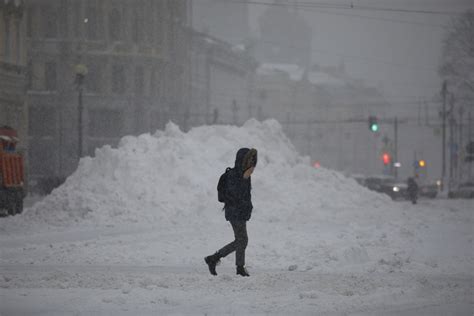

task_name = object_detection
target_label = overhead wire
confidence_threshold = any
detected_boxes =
[220,0,452,28]
[302,8,447,28]
[295,1,463,16]
[225,0,464,16]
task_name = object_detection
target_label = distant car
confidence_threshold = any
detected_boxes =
[449,182,474,199]
[419,184,438,199]
[380,181,408,200]
[351,175,413,200]
[364,175,395,193]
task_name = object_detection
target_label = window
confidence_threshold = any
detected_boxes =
[4,18,10,60]
[72,0,81,38]
[86,5,98,40]
[15,20,21,64]
[45,62,57,91]
[26,61,33,90]
[43,6,58,38]
[135,66,144,95]
[132,8,144,44]
[108,9,121,41]
[88,108,123,138]
[27,7,34,38]
[111,65,125,94]
[155,5,163,46]
[145,3,153,43]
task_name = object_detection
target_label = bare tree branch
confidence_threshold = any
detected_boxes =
[440,10,474,99]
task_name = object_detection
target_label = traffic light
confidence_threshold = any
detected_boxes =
[418,159,426,167]
[382,152,391,165]
[368,116,378,132]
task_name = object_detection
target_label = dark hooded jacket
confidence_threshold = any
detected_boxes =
[407,177,418,197]
[223,148,257,222]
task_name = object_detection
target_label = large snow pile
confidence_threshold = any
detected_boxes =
[21,119,390,227]
[6,119,458,274]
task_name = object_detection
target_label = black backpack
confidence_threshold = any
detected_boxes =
[217,167,232,203]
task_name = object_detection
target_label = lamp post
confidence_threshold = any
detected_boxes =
[75,64,88,159]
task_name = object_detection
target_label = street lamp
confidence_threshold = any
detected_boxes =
[74,64,88,158]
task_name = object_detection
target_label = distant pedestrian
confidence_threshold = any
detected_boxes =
[407,177,418,204]
[205,148,257,277]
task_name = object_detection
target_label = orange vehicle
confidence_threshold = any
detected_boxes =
[0,126,24,216]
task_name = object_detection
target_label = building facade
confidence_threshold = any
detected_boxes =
[0,0,27,151]
[190,31,257,127]
[26,0,191,184]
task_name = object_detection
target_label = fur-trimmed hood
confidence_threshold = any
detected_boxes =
[234,148,258,173]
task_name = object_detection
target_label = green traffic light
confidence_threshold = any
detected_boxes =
[371,124,379,132]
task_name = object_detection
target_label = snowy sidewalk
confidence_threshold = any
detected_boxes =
[1,263,472,315]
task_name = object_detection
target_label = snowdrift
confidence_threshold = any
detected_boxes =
[19,119,390,227]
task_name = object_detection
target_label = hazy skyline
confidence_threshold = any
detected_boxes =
[244,0,474,114]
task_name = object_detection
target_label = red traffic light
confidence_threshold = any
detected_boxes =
[382,153,391,165]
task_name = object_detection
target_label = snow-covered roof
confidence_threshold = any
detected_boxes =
[0,135,19,142]
[257,63,305,81]
[307,71,345,86]
[232,44,246,52]
[204,37,216,45]
[257,63,347,86]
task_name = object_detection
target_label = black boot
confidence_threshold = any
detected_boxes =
[236,265,250,277]
[204,253,220,276]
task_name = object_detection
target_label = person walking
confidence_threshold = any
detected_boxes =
[205,148,257,277]
[407,177,419,204]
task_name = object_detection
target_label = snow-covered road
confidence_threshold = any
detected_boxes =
[1,262,472,315]
[1,199,472,315]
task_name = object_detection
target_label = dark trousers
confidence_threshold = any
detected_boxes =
[217,221,248,266]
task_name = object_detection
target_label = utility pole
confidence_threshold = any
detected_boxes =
[74,64,87,159]
[449,93,455,191]
[394,117,398,179]
[75,16,88,160]
[469,111,472,180]
[78,85,83,158]
[440,80,447,191]
[417,102,422,126]
[424,101,429,126]
[305,120,312,157]
[458,106,464,183]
